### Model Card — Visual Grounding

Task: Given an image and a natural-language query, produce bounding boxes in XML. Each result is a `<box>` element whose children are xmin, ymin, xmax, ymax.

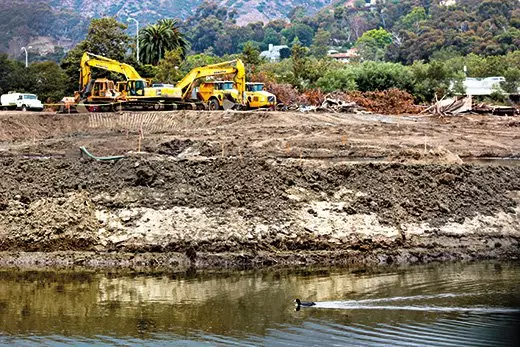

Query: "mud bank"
<box><xmin>0</xmin><ymin>156</ymin><xmax>519</xmax><ymax>269</ymax></box>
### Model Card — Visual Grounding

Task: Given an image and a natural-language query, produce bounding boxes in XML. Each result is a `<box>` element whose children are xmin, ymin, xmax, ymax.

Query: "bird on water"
<box><xmin>295</xmin><ymin>298</ymin><xmax>316</xmax><ymax>307</ymax></box>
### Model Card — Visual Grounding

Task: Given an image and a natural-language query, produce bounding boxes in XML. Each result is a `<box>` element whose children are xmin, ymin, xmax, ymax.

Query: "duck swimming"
<box><xmin>295</xmin><ymin>298</ymin><xmax>316</xmax><ymax>307</ymax></box>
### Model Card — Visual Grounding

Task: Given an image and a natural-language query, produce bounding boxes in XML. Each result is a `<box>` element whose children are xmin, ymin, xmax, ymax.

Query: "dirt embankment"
<box><xmin>0</xmin><ymin>157</ymin><xmax>519</xmax><ymax>269</ymax></box>
<box><xmin>0</xmin><ymin>110</ymin><xmax>519</xmax><ymax>269</ymax></box>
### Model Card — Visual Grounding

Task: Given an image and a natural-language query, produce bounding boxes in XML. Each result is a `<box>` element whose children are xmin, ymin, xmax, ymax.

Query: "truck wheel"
<box><xmin>22</xmin><ymin>105</ymin><xmax>27</xmax><ymax>112</ymax></box>
<box><xmin>208</xmin><ymin>99</ymin><xmax>220</xmax><ymax>110</ymax></box>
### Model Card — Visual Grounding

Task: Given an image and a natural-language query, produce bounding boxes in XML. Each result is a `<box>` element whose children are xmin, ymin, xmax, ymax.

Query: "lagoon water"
<box><xmin>0</xmin><ymin>261</ymin><xmax>518</xmax><ymax>346</ymax></box>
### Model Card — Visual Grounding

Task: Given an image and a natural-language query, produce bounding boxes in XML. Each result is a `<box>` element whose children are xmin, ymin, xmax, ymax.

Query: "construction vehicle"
<box><xmin>75</xmin><ymin>52</ymin><xmax>185</xmax><ymax>111</ymax></box>
<box><xmin>177</xmin><ymin>59</ymin><xmax>277</xmax><ymax>110</ymax></box>
<box><xmin>176</xmin><ymin>59</ymin><xmax>246</xmax><ymax>110</ymax></box>
<box><xmin>71</xmin><ymin>53</ymin><xmax>276</xmax><ymax>112</ymax></box>
<box><xmin>245</xmin><ymin>82</ymin><xmax>276</xmax><ymax>109</ymax></box>
<box><xmin>197</xmin><ymin>80</ymin><xmax>241</xmax><ymax>110</ymax></box>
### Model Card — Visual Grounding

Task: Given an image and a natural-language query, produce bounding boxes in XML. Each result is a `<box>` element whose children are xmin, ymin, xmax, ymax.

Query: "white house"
<box><xmin>260</xmin><ymin>44</ymin><xmax>290</xmax><ymax>62</ymax></box>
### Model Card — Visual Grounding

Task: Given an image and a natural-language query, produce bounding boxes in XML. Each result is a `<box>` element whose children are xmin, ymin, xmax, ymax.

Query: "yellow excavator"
<box><xmin>176</xmin><ymin>59</ymin><xmax>276</xmax><ymax>110</ymax></box>
<box><xmin>175</xmin><ymin>59</ymin><xmax>246</xmax><ymax>110</ymax></box>
<box><xmin>76</xmin><ymin>52</ymin><xmax>184</xmax><ymax>111</ymax></box>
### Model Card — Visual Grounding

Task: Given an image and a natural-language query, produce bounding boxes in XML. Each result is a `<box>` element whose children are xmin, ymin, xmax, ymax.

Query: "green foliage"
<box><xmin>356</xmin><ymin>28</ymin><xmax>393</xmax><ymax>61</ymax></box>
<box><xmin>310</xmin><ymin>29</ymin><xmax>331</xmax><ymax>58</ymax></box>
<box><xmin>61</xmin><ymin>17</ymin><xmax>132</xmax><ymax>94</ymax></box>
<box><xmin>27</xmin><ymin>61</ymin><xmax>68</xmax><ymax>102</ymax></box>
<box><xmin>0</xmin><ymin>54</ymin><xmax>25</xmax><ymax>95</ymax></box>
<box><xmin>398</xmin><ymin>7</ymin><xmax>428</xmax><ymax>31</ymax></box>
<box><xmin>290</xmin><ymin>41</ymin><xmax>308</xmax><ymax>87</ymax></box>
<box><xmin>281</xmin><ymin>23</ymin><xmax>315</xmax><ymax>47</ymax></box>
<box><xmin>80</xmin><ymin>18</ymin><xmax>130</xmax><ymax>60</ymax></box>
<box><xmin>140</xmin><ymin>18</ymin><xmax>188</xmax><ymax>65</ymax></box>
<box><xmin>316</xmin><ymin>69</ymin><xmax>357</xmax><ymax>92</ymax></box>
<box><xmin>241</xmin><ymin>42</ymin><xmax>262</xmax><ymax>75</ymax></box>
<box><xmin>0</xmin><ymin>55</ymin><xmax>66</xmax><ymax>102</ymax></box>
<box><xmin>409</xmin><ymin>60</ymin><xmax>464</xmax><ymax>102</ymax></box>
<box><xmin>154</xmin><ymin>49</ymin><xmax>183</xmax><ymax>83</ymax></box>
<box><xmin>349</xmin><ymin>61</ymin><xmax>414</xmax><ymax>93</ymax></box>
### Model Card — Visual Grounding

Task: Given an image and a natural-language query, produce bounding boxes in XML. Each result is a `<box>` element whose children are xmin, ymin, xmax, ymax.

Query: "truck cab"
<box><xmin>245</xmin><ymin>83</ymin><xmax>276</xmax><ymax>109</ymax></box>
<box><xmin>1</xmin><ymin>92</ymin><xmax>44</xmax><ymax>111</ymax></box>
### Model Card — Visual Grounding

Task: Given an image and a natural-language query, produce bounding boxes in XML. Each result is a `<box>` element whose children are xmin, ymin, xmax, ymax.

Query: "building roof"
<box><xmin>328</xmin><ymin>48</ymin><xmax>359</xmax><ymax>59</ymax></box>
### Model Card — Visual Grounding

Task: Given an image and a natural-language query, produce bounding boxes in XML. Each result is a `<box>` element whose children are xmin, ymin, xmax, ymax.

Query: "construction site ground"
<box><xmin>0</xmin><ymin>110</ymin><xmax>519</xmax><ymax>270</ymax></box>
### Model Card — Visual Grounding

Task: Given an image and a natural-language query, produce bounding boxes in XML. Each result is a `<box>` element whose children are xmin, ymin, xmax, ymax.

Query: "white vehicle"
<box><xmin>1</xmin><ymin>92</ymin><xmax>44</xmax><ymax>111</ymax></box>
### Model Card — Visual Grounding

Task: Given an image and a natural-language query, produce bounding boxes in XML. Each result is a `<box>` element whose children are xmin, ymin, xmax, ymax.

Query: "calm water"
<box><xmin>0</xmin><ymin>261</ymin><xmax>519</xmax><ymax>346</ymax></box>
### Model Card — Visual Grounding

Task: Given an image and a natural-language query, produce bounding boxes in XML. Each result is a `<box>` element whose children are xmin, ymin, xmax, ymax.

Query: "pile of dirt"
<box><xmin>0</xmin><ymin>191</ymin><xmax>99</xmax><ymax>251</ymax></box>
<box><xmin>387</xmin><ymin>147</ymin><xmax>463</xmax><ymax>164</ymax></box>
<box><xmin>149</xmin><ymin>139</ymin><xmax>195</xmax><ymax>156</ymax></box>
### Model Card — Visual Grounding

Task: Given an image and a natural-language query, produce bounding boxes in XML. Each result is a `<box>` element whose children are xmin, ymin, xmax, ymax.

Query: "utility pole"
<box><xmin>21</xmin><ymin>46</ymin><xmax>32</xmax><ymax>68</ymax></box>
<box><xmin>127</xmin><ymin>17</ymin><xmax>139</xmax><ymax>63</ymax></box>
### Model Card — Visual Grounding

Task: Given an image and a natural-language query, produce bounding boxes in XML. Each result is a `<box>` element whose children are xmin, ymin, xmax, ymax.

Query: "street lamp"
<box><xmin>21</xmin><ymin>46</ymin><xmax>32</xmax><ymax>68</ymax></box>
<box><xmin>127</xmin><ymin>17</ymin><xmax>139</xmax><ymax>63</ymax></box>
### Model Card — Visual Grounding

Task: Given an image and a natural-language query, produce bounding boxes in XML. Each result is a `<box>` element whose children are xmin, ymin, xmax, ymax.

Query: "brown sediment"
<box><xmin>0</xmin><ymin>110</ymin><xmax>519</xmax><ymax>269</ymax></box>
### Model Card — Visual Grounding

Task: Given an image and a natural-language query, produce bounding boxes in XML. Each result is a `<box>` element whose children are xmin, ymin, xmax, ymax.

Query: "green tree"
<box><xmin>410</xmin><ymin>60</ymin><xmax>464</xmax><ymax>102</ymax></box>
<box><xmin>60</xmin><ymin>17</ymin><xmax>132</xmax><ymax>93</ymax></box>
<box><xmin>290</xmin><ymin>39</ymin><xmax>308</xmax><ymax>87</ymax></box>
<box><xmin>356</xmin><ymin>28</ymin><xmax>393</xmax><ymax>61</ymax></box>
<box><xmin>154</xmin><ymin>49</ymin><xmax>183</xmax><ymax>84</ymax></box>
<box><xmin>27</xmin><ymin>61</ymin><xmax>68</xmax><ymax>103</ymax></box>
<box><xmin>310</xmin><ymin>29</ymin><xmax>331</xmax><ymax>58</ymax></box>
<box><xmin>262</xmin><ymin>27</ymin><xmax>282</xmax><ymax>47</ymax></box>
<box><xmin>350</xmin><ymin>61</ymin><xmax>414</xmax><ymax>93</ymax></box>
<box><xmin>398</xmin><ymin>7</ymin><xmax>428</xmax><ymax>31</ymax></box>
<box><xmin>241</xmin><ymin>41</ymin><xmax>262</xmax><ymax>76</ymax></box>
<box><xmin>140</xmin><ymin>18</ymin><xmax>188</xmax><ymax>65</ymax></box>
<box><xmin>0</xmin><ymin>54</ymin><xmax>25</xmax><ymax>95</ymax></box>
<box><xmin>316</xmin><ymin>69</ymin><xmax>357</xmax><ymax>92</ymax></box>
<box><xmin>281</xmin><ymin>23</ymin><xmax>315</xmax><ymax>47</ymax></box>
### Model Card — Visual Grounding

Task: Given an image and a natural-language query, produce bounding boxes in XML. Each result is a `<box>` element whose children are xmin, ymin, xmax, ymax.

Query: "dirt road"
<box><xmin>0</xmin><ymin>110</ymin><xmax>519</xmax><ymax>269</ymax></box>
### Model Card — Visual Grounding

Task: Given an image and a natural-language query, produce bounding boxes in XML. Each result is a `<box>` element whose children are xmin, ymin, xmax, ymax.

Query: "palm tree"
<box><xmin>139</xmin><ymin>19</ymin><xmax>188</xmax><ymax>65</ymax></box>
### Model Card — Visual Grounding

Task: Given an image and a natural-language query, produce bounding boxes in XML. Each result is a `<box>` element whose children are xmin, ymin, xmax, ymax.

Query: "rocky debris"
<box><xmin>299</xmin><ymin>97</ymin><xmax>361</xmax><ymax>113</ymax></box>
<box><xmin>387</xmin><ymin>147</ymin><xmax>463</xmax><ymax>164</ymax></box>
<box><xmin>425</xmin><ymin>95</ymin><xmax>519</xmax><ymax>116</ymax></box>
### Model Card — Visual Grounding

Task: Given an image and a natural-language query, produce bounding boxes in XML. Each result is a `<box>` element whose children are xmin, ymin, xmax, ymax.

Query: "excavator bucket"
<box><xmin>76</xmin><ymin>102</ymin><xmax>89</xmax><ymax>114</ymax></box>
<box><xmin>222</xmin><ymin>99</ymin><xmax>236</xmax><ymax>110</ymax></box>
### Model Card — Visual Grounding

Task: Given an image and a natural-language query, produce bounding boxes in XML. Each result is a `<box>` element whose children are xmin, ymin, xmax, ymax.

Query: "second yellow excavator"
<box><xmin>176</xmin><ymin>59</ymin><xmax>276</xmax><ymax>110</ymax></box>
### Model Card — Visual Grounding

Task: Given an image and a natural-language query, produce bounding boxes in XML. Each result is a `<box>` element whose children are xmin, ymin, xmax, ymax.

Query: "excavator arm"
<box><xmin>176</xmin><ymin>59</ymin><xmax>246</xmax><ymax>104</ymax></box>
<box><xmin>79</xmin><ymin>52</ymin><xmax>144</xmax><ymax>91</ymax></box>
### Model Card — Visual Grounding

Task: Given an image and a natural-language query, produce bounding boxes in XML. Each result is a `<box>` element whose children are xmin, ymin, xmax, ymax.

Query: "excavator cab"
<box><xmin>86</xmin><ymin>78</ymin><xmax>118</xmax><ymax>101</ymax></box>
<box><xmin>127</xmin><ymin>79</ymin><xmax>146</xmax><ymax>96</ymax></box>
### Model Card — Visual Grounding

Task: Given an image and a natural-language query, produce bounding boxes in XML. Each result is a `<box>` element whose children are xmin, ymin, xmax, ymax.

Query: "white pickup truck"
<box><xmin>1</xmin><ymin>92</ymin><xmax>44</xmax><ymax>111</ymax></box>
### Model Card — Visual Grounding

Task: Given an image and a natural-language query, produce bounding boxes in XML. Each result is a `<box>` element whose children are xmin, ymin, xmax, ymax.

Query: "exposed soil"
<box><xmin>0</xmin><ymin>110</ymin><xmax>519</xmax><ymax>269</ymax></box>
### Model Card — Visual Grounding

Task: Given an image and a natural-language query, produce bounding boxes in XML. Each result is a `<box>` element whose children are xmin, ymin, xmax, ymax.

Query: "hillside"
<box><xmin>0</xmin><ymin>0</ymin><xmax>334</xmax><ymax>58</ymax></box>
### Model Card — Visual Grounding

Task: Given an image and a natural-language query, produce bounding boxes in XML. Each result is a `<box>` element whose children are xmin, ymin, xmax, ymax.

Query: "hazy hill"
<box><xmin>0</xmin><ymin>0</ymin><xmax>334</xmax><ymax>58</ymax></box>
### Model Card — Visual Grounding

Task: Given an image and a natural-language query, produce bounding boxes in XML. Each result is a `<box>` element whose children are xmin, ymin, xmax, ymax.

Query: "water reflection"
<box><xmin>0</xmin><ymin>262</ymin><xmax>518</xmax><ymax>346</ymax></box>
